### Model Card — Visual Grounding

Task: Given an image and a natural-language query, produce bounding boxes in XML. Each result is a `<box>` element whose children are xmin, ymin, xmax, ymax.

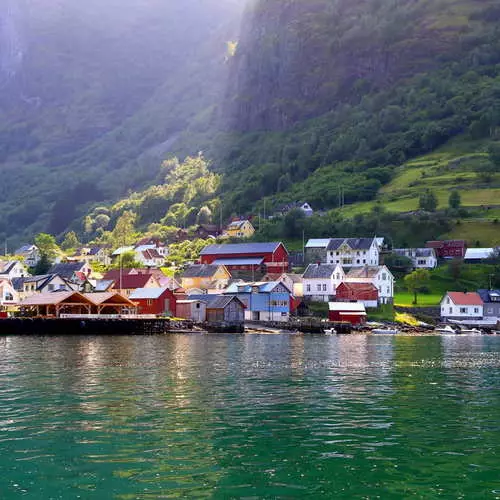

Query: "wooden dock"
<box><xmin>0</xmin><ymin>317</ymin><xmax>171</xmax><ymax>335</ymax></box>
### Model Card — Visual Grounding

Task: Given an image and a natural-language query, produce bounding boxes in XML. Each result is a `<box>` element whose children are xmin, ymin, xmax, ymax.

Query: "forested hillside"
<box><xmin>2</xmin><ymin>0</ymin><xmax>500</xmax><ymax>246</ymax></box>
<box><xmin>0</xmin><ymin>0</ymin><xmax>244</xmax><ymax>245</ymax></box>
<box><xmin>217</xmin><ymin>0</ymin><xmax>500</xmax><ymax>215</ymax></box>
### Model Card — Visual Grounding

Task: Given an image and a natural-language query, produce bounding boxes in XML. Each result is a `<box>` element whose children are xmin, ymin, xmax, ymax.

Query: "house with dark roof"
<box><xmin>393</xmin><ymin>248</ymin><xmax>438</xmax><ymax>269</ymax></box>
<box><xmin>72</xmin><ymin>246</ymin><xmax>111</xmax><ymax>266</ymax></box>
<box><xmin>326</xmin><ymin>238</ymin><xmax>380</xmax><ymax>267</ymax></box>
<box><xmin>225</xmin><ymin>281</ymin><xmax>292</xmax><ymax>322</ymax></box>
<box><xmin>477</xmin><ymin>290</ymin><xmax>500</xmax><ymax>322</ymax></box>
<box><xmin>48</xmin><ymin>262</ymin><xmax>91</xmax><ymax>282</ymax></box>
<box><xmin>302</xmin><ymin>264</ymin><xmax>345</xmax><ymax>302</ymax></box>
<box><xmin>136</xmin><ymin>248</ymin><xmax>165</xmax><ymax>267</ymax></box>
<box><xmin>12</xmin><ymin>274</ymin><xmax>74</xmax><ymax>299</ymax></box>
<box><xmin>0</xmin><ymin>260</ymin><xmax>28</xmax><ymax>280</ymax></box>
<box><xmin>223</xmin><ymin>219</ymin><xmax>255</xmax><ymax>239</ymax></box>
<box><xmin>181</xmin><ymin>294</ymin><xmax>246</xmax><ymax>323</ymax></box>
<box><xmin>276</xmin><ymin>202</ymin><xmax>313</xmax><ymax>218</ymax></box>
<box><xmin>180</xmin><ymin>264</ymin><xmax>231</xmax><ymax>292</ymax></box>
<box><xmin>440</xmin><ymin>292</ymin><xmax>483</xmax><ymax>321</ymax></box>
<box><xmin>14</xmin><ymin>245</ymin><xmax>41</xmax><ymax>267</ymax></box>
<box><xmin>200</xmin><ymin>242</ymin><xmax>289</xmax><ymax>274</ymax></box>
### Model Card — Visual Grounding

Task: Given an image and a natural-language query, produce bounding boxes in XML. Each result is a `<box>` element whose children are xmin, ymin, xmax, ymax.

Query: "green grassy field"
<box><xmin>394</xmin><ymin>292</ymin><xmax>443</xmax><ymax>307</ymax></box>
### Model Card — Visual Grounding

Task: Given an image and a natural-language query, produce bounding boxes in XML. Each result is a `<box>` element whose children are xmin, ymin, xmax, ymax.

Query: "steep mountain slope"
<box><xmin>217</xmin><ymin>0</ymin><xmax>500</xmax><ymax>215</ymax></box>
<box><xmin>0</xmin><ymin>0</ymin><xmax>244</xmax><ymax>245</ymax></box>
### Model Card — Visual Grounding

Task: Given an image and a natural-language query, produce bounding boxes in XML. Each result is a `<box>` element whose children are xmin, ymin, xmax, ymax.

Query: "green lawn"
<box><xmin>394</xmin><ymin>292</ymin><xmax>442</xmax><ymax>307</ymax></box>
<box><xmin>444</xmin><ymin>221</ymin><xmax>500</xmax><ymax>246</ymax></box>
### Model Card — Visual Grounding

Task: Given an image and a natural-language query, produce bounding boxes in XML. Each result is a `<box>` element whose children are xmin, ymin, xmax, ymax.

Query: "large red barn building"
<box><xmin>200</xmin><ymin>242</ymin><xmax>289</xmax><ymax>274</ymax></box>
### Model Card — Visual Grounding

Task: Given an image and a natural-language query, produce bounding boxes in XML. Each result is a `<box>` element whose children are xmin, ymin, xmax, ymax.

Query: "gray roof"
<box><xmin>0</xmin><ymin>261</ymin><xmax>19</xmax><ymax>275</ymax></box>
<box><xmin>305</xmin><ymin>239</ymin><xmax>331</xmax><ymax>249</ymax></box>
<box><xmin>394</xmin><ymin>248</ymin><xmax>435</xmax><ymax>258</ymax></box>
<box><xmin>213</xmin><ymin>258</ymin><xmax>264</xmax><ymax>266</ymax></box>
<box><xmin>327</xmin><ymin>238</ymin><xmax>375</xmax><ymax>251</ymax></box>
<box><xmin>129</xmin><ymin>287</ymin><xmax>169</xmax><ymax>299</ymax></box>
<box><xmin>48</xmin><ymin>262</ymin><xmax>86</xmax><ymax>279</ymax></box>
<box><xmin>12</xmin><ymin>274</ymin><xmax>63</xmax><ymax>291</ymax></box>
<box><xmin>200</xmin><ymin>242</ymin><xmax>284</xmax><ymax>256</ymax></box>
<box><xmin>477</xmin><ymin>289</ymin><xmax>500</xmax><ymax>303</ymax></box>
<box><xmin>303</xmin><ymin>264</ymin><xmax>337</xmax><ymax>279</ymax></box>
<box><xmin>182</xmin><ymin>264</ymin><xmax>222</xmax><ymax>278</ymax></box>
<box><xmin>206</xmin><ymin>295</ymin><xmax>242</xmax><ymax>309</ymax></box>
<box><xmin>94</xmin><ymin>279</ymin><xmax>115</xmax><ymax>292</ymax></box>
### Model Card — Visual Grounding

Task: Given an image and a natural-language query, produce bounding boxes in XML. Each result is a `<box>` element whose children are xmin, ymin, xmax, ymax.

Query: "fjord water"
<box><xmin>1</xmin><ymin>335</ymin><xmax>499</xmax><ymax>499</ymax></box>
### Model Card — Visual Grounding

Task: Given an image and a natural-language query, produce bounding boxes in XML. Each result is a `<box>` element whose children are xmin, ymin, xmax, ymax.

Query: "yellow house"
<box><xmin>180</xmin><ymin>264</ymin><xmax>231</xmax><ymax>292</ymax></box>
<box><xmin>224</xmin><ymin>220</ymin><xmax>255</xmax><ymax>239</ymax></box>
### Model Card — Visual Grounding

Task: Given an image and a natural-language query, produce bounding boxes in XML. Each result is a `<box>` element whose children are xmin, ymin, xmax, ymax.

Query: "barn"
<box><xmin>200</xmin><ymin>242</ymin><xmax>289</xmax><ymax>274</ymax></box>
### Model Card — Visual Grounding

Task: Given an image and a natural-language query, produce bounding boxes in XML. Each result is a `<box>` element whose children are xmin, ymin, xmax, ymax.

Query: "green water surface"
<box><xmin>0</xmin><ymin>334</ymin><xmax>499</xmax><ymax>499</ymax></box>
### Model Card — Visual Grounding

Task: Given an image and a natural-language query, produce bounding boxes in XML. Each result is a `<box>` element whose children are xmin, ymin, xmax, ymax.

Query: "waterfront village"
<box><xmin>1</xmin><ymin>214</ymin><xmax>500</xmax><ymax>334</ymax></box>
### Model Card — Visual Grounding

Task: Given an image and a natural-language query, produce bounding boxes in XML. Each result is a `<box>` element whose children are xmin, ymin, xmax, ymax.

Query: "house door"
<box><xmin>252</xmin><ymin>311</ymin><xmax>260</xmax><ymax>321</ymax></box>
<box><xmin>164</xmin><ymin>299</ymin><xmax>170</xmax><ymax>314</ymax></box>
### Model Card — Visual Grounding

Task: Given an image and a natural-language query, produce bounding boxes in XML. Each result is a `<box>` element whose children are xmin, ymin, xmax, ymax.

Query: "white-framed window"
<box><xmin>474</xmin><ymin>308</ymin><xmax>479</xmax><ymax>313</ymax></box>
<box><xmin>322</xmin><ymin>284</ymin><xmax>327</xmax><ymax>292</ymax></box>
<box><xmin>306</xmin><ymin>284</ymin><xmax>311</xmax><ymax>292</ymax></box>
<box><xmin>317</xmin><ymin>284</ymin><xmax>322</xmax><ymax>292</ymax></box>
<box><xmin>460</xmin><ymin>307</ymin><xmax>467</xmax><ymax>314</ymax></box>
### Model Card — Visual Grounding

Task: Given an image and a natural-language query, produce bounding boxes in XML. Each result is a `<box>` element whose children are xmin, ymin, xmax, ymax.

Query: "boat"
<box><xmin>372</xmin><ymin>328</ymin><xmax>399</xmax><ymax>335</ymax></box>
<box><xmin>434</xmin><ymin>325</ymin><xmax>456</xmax><ymax>334</ymax></box>
<box><xmin>456</xmin><ymin>327</ymin><xmax>482</xmax><ymax>335</ymax></box>
<box><xmin>323</xmin><ymin>328</ymin><xmax>337</xmax><ymax>335</ymax></box>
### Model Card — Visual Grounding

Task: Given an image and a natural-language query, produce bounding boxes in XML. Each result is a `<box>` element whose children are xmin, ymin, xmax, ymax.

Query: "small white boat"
<box><xmin>434</xmin><ymin>325</ymin><xmax>457</xmax><ymax>334</ymax></box>
<box><xmin>324</xmin><ymin>328</ymin><xmax>337</xmax><ymax>335</ymax></box>
<box><xmin>372</xmin><ymin>328</ymin><xmax>399</xmax><ymax>335</ymax></box>
<box><xmin>457</xmin><ymin>328</ymin><xmax>482</xmax><ymax>335</ymax></box>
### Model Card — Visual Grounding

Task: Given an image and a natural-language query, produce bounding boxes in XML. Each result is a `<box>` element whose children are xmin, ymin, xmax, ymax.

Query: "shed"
<box><xmin>176</xmin><ymin>299</ymin><xmax>207</xmax><ymax>322</ymax></box>
<box><xmin>335</xmin><ymin>282</ymin><xmax>378</xmax><ymax>308</ymax></box>
<box><xmin>328</xmin><ymin>302</ymin><xmax>367</xmax><ymax>325</ymax></box>
<box><xmin>205</xmin><ymin>295</ymin><xmax>245</xmax><ymax>323</ymax></box>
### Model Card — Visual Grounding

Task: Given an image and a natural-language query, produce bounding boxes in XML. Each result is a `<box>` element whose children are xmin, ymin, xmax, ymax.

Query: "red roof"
<box><xmin>427</xmin><ymin>240</ymin><xmax>466</xmax><ymax>249</ymax></box>
<box><xmin>116</xmin><ymin>274</ymin><xmax>157</xmax><ymax>290</ymax></box>
<box><xmin>447</xmin><ymin>292</ymin><xmax>483</xmax><ymax>306</ymax></box>
<box><xmin>338</xmin><ymin>282</ymin><xmax>378</xmax><ymax>293</ymax></box>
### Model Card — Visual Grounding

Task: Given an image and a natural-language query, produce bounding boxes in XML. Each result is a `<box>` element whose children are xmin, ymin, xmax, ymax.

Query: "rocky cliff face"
<box><xmin>0</xmin><ymin>0</ymin><xmax>25</xmax><ymax>89</ymax></box>
<box><xmin>225</xmin><ymin>0</ymin><xmax>486</xmax><ymax>131</ymax></box>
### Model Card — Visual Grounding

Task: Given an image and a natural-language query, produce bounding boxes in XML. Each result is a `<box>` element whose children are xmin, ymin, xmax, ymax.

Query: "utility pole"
<box><xmin>263</xmin><ymin>199</ymin><xmax>266</xmax><ymax>221</ymax></box>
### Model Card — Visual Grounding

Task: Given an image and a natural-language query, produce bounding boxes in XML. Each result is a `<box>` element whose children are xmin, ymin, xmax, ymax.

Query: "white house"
<box><xmin>302</xmin><ymin>264</ymin><xmax>345</xmax><ymax>302</ymax></box>
<box><xmin>0</xmin><ymin>279</ymin><xmax>19</xmax><ymax>307</ymax></box>
<box><xmin>345</xmin><ymin>265</ymin><xmax>394</xmax><ymax>304</ymax></box>
<box><xmin>13</xmin><ymin>274</ymin><xmax>74</xmax><ymax>299</ymax></box>
<box><xmin>14</xmin><ymin>245</ymin><xmax>41</xmax><ymax>267</ymax></box>
<box><xmin>440</xmin><ymin>292</ymin><xmax>483</xmax><ymax>321</ymax></box>
<box><xmin>135</xmin><ymin>243</ymin><xmax>169</xmax><ymax>258</ymax></box>
<box><xmin>135</xmin><ymin>248</ymin><xmax>165</xmax><ymax>268</ymax></box>
<box><xmin>0</xmin><ymin>261</ymin><xmax>28</xmax><ymax>280</ymax></box>
<box><xmin>393</xmin><ymin>248</ymin><xmax>438</xmax><ymax>269</ymax></box>
<box><xmin>326</xmin><ymin>238</ymin><xmax>380</xmax><ymax>267</ymax></box>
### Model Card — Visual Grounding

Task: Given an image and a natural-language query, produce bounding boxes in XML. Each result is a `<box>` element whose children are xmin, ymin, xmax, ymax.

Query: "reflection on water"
<box><xmin>0</xmin><ymin>334</ymin><xmax>499</xmax><ymax>498</ymax></box>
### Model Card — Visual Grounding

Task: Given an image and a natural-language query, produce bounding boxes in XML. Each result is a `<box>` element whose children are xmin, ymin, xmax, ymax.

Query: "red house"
<box><xmin>328</xmin><ymin>302</ymin><xmax>367</xmax><ymax>325</ymax></box>
<box><xmin>128</xmin><ymin>287</ymin><xmax>177</xmax><ymax>316</ymax></box>
<box><xmin>426</xmin><ymin>240</ymin><xmax>467</xmax><ymax>259</ymax></box>
<box><xmin>335</xmin><ymin>282</ymin><xmax>379</xmax><ymax>308</ymax></box>
<box><xmin>200</xmin><ymin>242</ymin><xmax>289</xmax><ymax>274</ymax></box>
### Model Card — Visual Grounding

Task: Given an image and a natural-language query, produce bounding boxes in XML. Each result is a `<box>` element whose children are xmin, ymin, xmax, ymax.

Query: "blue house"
<box><xmin>224</xmin><ymin>281</ymin><xmax>291</xmax><ymax>322</ymax></box>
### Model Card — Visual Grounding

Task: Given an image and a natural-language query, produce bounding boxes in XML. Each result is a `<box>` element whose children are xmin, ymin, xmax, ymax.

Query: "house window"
<box><xmin>306</xmin><ymin>284</ymin><xmax>311</xmax><ymax>292</ymax></box>
<box><xmin>460</xmin><ymin>308</ymin><xmax>467</xmax><ymax>314</ymax></box>
<box><xmin>449</xmin><ymin>307</ymin><xmax>452</xmax><ymax>314</ymax></box>
<box><xmin>487</xmin><ymin>308</ymin><xmax>493</xmax><ymax>314</ymax></box>
<box><xmin>446</xmin><ymin>298</ymin><xmax>450</xmax><ymax>304</ymax></box>
<box><xmin>48</xmin><ymin>284</ymin><xmax>54</xmax><ymax>291</ymax></box>
<box><xmin>196</xmin><ymin>303</ymin><xmax>200</xmax><ymax>309</ymax></box>
<box><xmin>357</xmin><ymin>260</ymin><xmax>360</xmax><ymax>264</ymax></box>
<box><xmin>382</xmin><ymin>273</ymin><xmax>387</xmax><ymax>280</ymax></box>
<box><xmin>322</xmin><ymin>284</ymin><xmax>327</xmax><ymax>292</ymax></box>
<box><xmin>317</xmin><ymin>284</ymin><xmax>322</xmax><ymax>292</ymax></box>
<box><xmin>387</xmin><ymin>287</ymin><xmax>390</xmax><ymax>294</ymax></box>
<box><xmin>474</xmin><ymin>308</ymin><xmax>479</xmax><ymax>313</ymax></box>
<box><xmin>363</xmin><ymin>260</ymin><xmax>366</xmax><ymax>264</ymax></box>
<box><xmin>147</xmin><ymin>300</ymin><xmax>153</xmax><ymax>306</ymax></box>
